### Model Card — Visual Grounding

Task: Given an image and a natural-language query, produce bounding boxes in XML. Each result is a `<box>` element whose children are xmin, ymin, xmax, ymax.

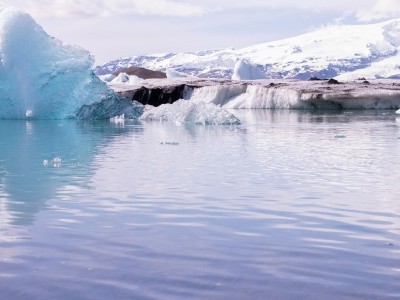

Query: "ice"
<box><xmin>111</xmin><ymin>73</ymin><xmax>129</xmax><ymax>83</ymax></box>
<box><xmin>140</xmin><ymin>99</ymin><xmax>241</xmax><ymax>125</ymax></box>
<box><xmin>231</xmin><ymin>60</ymin><xmax>266</xmax><ymax>80</ymax></box>
<box><xmin>43</xmin><ymin>157</ymin><xmax>62</xmax><ymax>168</ymax></box>
<box><xmin>96</xmin><ymin>18</ymin><xmax>400</xmax><ymax>80</ymax></box>
<box><xmin>396</xmin><ymin>109</ymin><xmax>400</xmax><ymax>114</ymax></box>
<box><xmin>166</xmin><ymin>69</ymin><xmax>187</xmax><ymax>78</ymax></box>
<box><xmin>99</xmin><ymin>74</ymin><xmax>116</xmax><ymax>82</ymax></box>
<box><xmin>189</xmin><ymin>84</ymin><xmax>303</xmax><ymax>108</ymax></box>
<box><xmin>111</xmin><ymin>73</ymin><xmax>143</xmax><ymax>84</ymax></box>
<box><xmin>110</xmin><ymin>78</ymin><xmax>400</xmax><ymax>111</ymax></box>
<box><xmin>224</xmin><ymin>86</ymin><xmax>306</xmax><ymax>109</ymax></box>
<box><xmin>0</xmin><ymin>8</ymin><xmax>111</xmax><ymax>119</ymax></box>
<box><xmin>189</xmin><ymin>84</ymin><xmax>247</xmax><ymax>106</ymax></box>
<box><xmin>110</xmin><ymin>114</ymin><xmax>125</xmax><ymax>123</ymax></box>
<box><xmin>76</xmin><ymin>97</ymin><xmax>144</xmax><ymax>120</ymax></box>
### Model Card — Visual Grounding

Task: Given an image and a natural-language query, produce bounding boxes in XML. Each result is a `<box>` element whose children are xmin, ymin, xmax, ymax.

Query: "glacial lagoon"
<box><xmin>1</xmin><ymin>110</ymin><xmax>400</xmax><ymax>299</ymax></box>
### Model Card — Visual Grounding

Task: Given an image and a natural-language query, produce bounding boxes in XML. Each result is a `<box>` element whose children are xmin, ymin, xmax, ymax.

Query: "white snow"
<box><xmin>396</xmin><ymin>109</ymin><xmax>400</xmax><ymax>114</ymax></box>
<box><xmin>0</xmin><ymin>8</ymin><xmax>111</xmax><ymax>119</ymax></box>
<box><xmin>96</xmin><ymin>18</ymin><xmax>400</xmax><ymax>80</ymax></box>
<box><xmin>140</xmin><ymin>99</ymin><xmax>241</xmax><ymax>125</ymax></box>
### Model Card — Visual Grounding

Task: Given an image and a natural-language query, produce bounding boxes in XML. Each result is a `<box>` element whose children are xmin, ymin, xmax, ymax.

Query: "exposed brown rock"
<box><xmin>113</xmin><ymin>67</ymin><xmax>167</xmax><ymax>79</ymax></box>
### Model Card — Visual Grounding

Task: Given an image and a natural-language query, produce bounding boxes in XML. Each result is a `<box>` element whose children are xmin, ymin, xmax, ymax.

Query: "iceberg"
<box><xmin>99</xmin><ymin>74</ymin><xmax>116</xmax><ymax>82</ymax></box>
<box><xmin>231</xmin><ymin>60</ymin><xmax>266</xmax><ymax>80</ymax></box>
<box><xmin>166</xmin><ymin>69</ymin><xmax>188</xmax><ymax>79</ymax></box>
<box><xmin>0</xmin><ymin>8</ymin><xmax>112</xmax><ymax>119</ymax></box>
<box><xmin>140</xmin><ymin>99</ymin><xmax>241</xmax><ymax>125</ymax></box>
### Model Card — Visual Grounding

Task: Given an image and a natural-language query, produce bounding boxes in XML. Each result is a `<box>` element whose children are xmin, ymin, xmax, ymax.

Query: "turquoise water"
<box><xmin>1</xmin><ymin>110</ymin><xmax>400</xmax><ymax>299</ymax></box>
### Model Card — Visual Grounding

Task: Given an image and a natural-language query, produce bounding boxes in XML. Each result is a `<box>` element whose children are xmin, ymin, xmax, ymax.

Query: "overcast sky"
<box><xmin>1</xmin><ymin>0</ymin><xmax>399</xmax><ymax>64</ymax></box>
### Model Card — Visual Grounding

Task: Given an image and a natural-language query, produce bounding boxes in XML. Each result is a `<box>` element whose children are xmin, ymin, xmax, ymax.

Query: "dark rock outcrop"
<box><xmin>309</xmin><ymin>76</ymin><xmax>325</xmax><ymax>81</ymax></box>
<box><xmin>327</xmin><ymin>78</ymin><xmax>341</xmax><ymax>84</ymax></box>
<box><xmin>128</xmin><ymin>84</ymin><xmax>190</xmax><ymax>106</ymax></box>
<box><xmin>113</xmin><ymin>67</ymin><xmax>167</xmax><ymax>79</ymax></box>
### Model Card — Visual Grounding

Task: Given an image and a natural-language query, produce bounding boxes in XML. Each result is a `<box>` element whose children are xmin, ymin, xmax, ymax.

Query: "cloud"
<box><xmin>355</xmin><ymin>0</ymin><xmax>400</xmax><ymax>21</ymax></box>
<box><xmin>2</xmin><ymin>0</ymin><xmax>400</xmax><ymax>21</ymax></box>
<box><xmin>0</xmin><ymin>0</ymin><xmax>207</xmax><ymax>18</ymax></box>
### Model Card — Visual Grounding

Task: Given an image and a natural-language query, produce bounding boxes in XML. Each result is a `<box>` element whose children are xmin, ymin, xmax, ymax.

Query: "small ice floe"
<box><xmin>396</xmin><ymin>109</ymin><xmax>400</xmax><ymax>115</ymax></box>
<box><xmin>160</xmin><ymin>142</ymin><xmax>179</xmax><ymax>145</ymax></box>
<box><xmin>335</xmin><ymin>134</ymin><xmax>346</xmax><ymax>139</ymax></box>
<box><xmin>110</xmin><ymin>114</ymin><xmax>125</xmax><ymax>123</ymax></box>
<box><xmin>140</xmin><ymin>99</ymin><xmax>241</xmax><ymax>125</ymax></box>
<box><xmin>25</xmin><ymin>110</ymin><xmax>33</xmax><ymax>118</ymax></box>
<box><xmin>43</xmin><ymin>157</ymin><xmax>62</xmax><ymax>168</ymax></box>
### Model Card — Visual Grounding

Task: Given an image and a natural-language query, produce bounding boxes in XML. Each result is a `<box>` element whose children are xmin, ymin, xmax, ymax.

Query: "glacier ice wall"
<box><xmin>0</xmin><ymin>8</ymin><xmax>111</xmax><ymax>119</ymax></box>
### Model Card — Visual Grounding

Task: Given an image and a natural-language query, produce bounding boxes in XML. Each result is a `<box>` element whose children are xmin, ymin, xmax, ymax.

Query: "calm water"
<box><xmin>1</xmin><ymin>110</ymin><xmax>400</xmax><ymax>300</ymax></box>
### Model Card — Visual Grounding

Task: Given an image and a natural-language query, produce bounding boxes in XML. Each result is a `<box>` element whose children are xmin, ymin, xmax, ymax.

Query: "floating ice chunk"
<box><xmin>231</xmin><ymin>60</ymin><xmax>266</xmax><ymax>80</ymax></box>
<box><xmin>76</xmin><ymin>97</ymin><xmax>144</xmax><ymax>120</ymax></box>
<box><xmin>110</xmin><ymin>114</ymin><xmax>125</xmax><ymax>123</ymax></box>
<box><xmin>396</xmin><ymin>109</ymin><xmax>400</xmax><ymax>114</ymax></box>
<box><xmin>127</xmin><ymin>75</ymin><xmax>144</xmax><ymax>84</ymax></box>
<box><xmin>25</xmin><ymin>110</ymin><xmax>33</xmax><ymax>118</ymax></box>
<box><xmin>99</xmin><ymin>74</ymin><xmax>116</xmax><ymax>82</ymax></box>
<box><xmin>0</xmin><ymin>8</ymin><xmax>112</xmax><ymax>119</ymax></box>
<box><xmin>111</xmin><ymin>73</ymin><xmax>143</xmax><ymax>84</ymax></box>
<box><xmin>43</xmin><ymin>157</ymin><xmax>62</xmax><ymax>168</ymax></box>
<box><xmin>140</xmin><ymin>99</ymin><xmax>241</xmax><ymax>125</ymax></box>
<box><xmin>166</xmin><ymin>68</ymin><xmax>187</xmax><ymax>78</ymax></box>
<box><xmin>111</xmin><ymin>72</ymin><xmax>130</xmax><ymax>83</ymax></box>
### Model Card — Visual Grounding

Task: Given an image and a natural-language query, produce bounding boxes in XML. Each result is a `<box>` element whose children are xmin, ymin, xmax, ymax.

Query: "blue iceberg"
<box><xmin>0</xmin><ymin>8</ymin><xmax>114</xmax><ymax>119</ymax></box>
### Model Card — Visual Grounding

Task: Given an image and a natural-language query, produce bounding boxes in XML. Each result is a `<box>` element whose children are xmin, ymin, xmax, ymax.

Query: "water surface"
<box><xmin>1</xmin><ymin>111</ymin><xmax>400</xmax><ymax>299</ymax></box>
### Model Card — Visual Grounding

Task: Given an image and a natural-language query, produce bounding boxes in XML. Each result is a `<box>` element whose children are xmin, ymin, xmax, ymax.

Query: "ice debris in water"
<box><xmin>396</xmin><ymin>109</ymin><xmax>400</xmax><ymax>114</ymax></box>
<box><xmin>43</xmin><ymin>157</ymin><xmax>62</xmax><ymax>168</ymax></box>
<box><xmin>0</xmin><ymin>8</ymin><xmax>112</xmax><ymax>119</ymax></box>
<box><xmin>25</xmin><ymin>110</ymin><xmax>33</xmax><ymax>118</ymax></box>
<box><xmin>140</xmin><ymin>99</ymin><xmax>241</xmax><ymax>125</ymax></box>
<box><xmin>110</xmin><ymin>114</ymin><xmax>125</xmax><ymax>123</ymax></box>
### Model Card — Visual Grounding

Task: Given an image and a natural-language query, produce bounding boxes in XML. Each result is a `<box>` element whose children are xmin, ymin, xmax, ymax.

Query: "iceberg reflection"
<box><xmin>0</xmin><ymin>120</ymin><xmax>141</xmax><ymax>226</ymax></box>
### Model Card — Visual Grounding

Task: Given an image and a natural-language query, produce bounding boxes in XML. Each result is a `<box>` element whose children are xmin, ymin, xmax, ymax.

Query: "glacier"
<box><xmin>110</xmin><ymin>78</ymin><xmax>400</xmax><ymax>110</ymax></box>
<box><xmin>95</xmin><ymin>18</ymin><xmax>400</xmax><ymax>81</ymax></box>
<box><xmin>0</xmin><ymin>8</ymin><xmax>113</xmax><ymax>119</ymax></box>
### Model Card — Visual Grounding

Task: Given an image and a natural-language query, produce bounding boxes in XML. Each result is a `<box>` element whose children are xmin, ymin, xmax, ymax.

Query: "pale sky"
<box><xmin>1</xmin><ymin>0</ymin><xmax>399</xmax><ymax>64</ymax></box>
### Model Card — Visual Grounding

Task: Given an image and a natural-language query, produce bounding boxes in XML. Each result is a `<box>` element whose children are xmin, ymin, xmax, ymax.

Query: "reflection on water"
<box><xmin>0</xmin><ymin>111</ymin><xmax>400</xmax><ymax>299</ymax></box>
<box><xmin>0</xmin><ymin>120</ymin><xmax>141</xmax><ymax>226</ymax></box>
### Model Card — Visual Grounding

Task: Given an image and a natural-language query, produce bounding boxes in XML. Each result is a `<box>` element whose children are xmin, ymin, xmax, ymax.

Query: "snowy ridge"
<box><xmin>96</xmin><ymin>19</ymin><xmax>400</xmax><ymax>80</ymax></box>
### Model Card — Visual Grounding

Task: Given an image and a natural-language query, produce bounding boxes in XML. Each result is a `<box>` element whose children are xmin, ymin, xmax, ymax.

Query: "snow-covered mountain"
<box><xmin>95</xmin><ymin>19</ymin><xmax>400</xmax><ymax>80</ymax></box>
